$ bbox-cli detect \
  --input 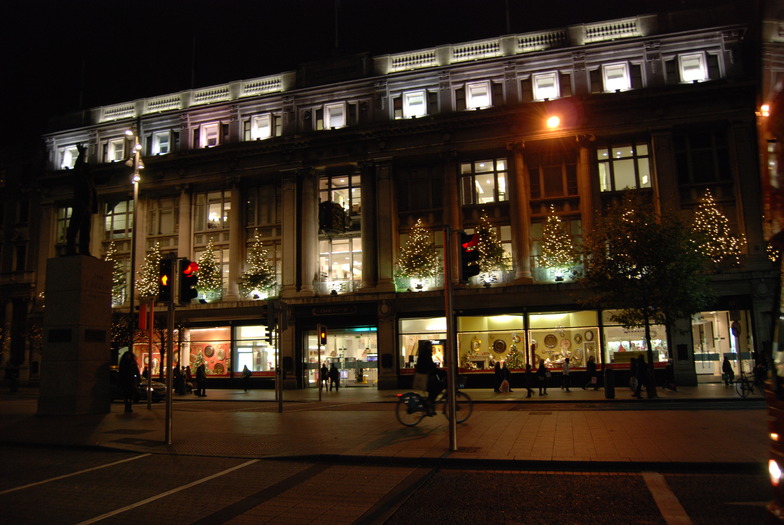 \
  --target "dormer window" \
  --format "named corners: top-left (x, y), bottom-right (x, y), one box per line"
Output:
top-left (602, 63), bottom-right (630, 92)
top-left (403, 90), bottom-right (427, 119)
top-left (466, 81), bottom-right (491, 110)
top-left (679, 53), bottom-right (708, 83)
top-left (532, 73), bottom-right (559, 101)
